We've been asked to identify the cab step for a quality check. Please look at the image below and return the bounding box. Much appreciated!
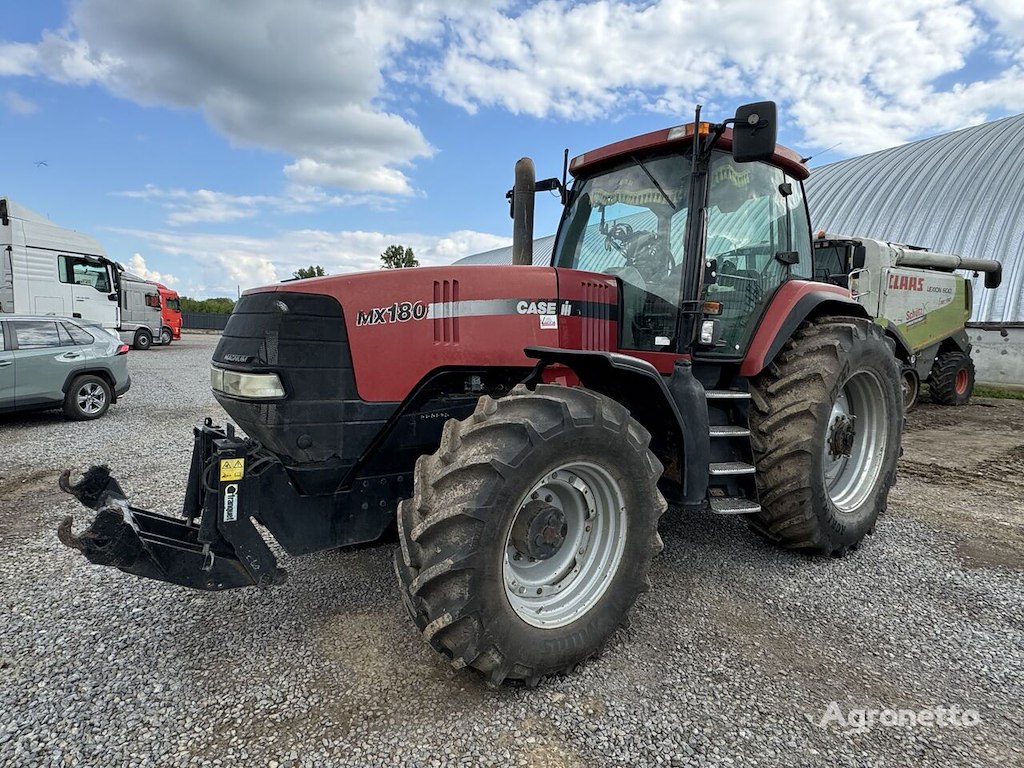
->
[709,461,756,476]
[709,424,751,438]
[709,497,761,515]
[705,389,751,400]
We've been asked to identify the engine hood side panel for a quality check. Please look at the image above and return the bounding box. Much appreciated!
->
[251,266,561,401]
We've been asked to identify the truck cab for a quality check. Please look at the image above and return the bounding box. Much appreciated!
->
[157,284,182,343]
[1,198,120,329]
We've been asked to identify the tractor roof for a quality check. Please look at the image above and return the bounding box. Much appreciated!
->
[569,123,809,181]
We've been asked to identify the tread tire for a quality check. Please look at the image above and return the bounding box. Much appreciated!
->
[134,328,153,351]
[748,317,902,556]
[395,384,666,686]
[928,351,975,406]
[63,374,112,421]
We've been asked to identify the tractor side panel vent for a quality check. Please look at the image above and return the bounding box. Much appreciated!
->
[582,281,611,351]
[433,279,460,345]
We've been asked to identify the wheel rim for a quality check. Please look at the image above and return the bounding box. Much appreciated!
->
[900,370,917,409]
[77,382,106,414]
[955,368,969,395]
[161,328,172,344]
[822,371,889,515]
[503,462,627,629]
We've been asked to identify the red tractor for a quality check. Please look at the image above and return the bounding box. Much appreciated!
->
[60,102,902,686]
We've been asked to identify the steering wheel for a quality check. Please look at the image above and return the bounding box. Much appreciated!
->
[626,232,674,282]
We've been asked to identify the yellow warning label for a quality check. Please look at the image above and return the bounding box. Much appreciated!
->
[219,458,245,482]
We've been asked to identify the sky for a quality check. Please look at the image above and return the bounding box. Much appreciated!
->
[1,0,1022,299]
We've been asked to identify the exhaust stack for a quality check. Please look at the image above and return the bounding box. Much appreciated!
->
[512,157,536,266]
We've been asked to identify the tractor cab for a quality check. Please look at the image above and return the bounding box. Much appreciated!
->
[551,107,813,358]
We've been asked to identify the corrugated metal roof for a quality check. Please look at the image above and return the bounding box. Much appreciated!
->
[458,114,1024,322]
[456,235,555,266]
[806,114,1024,323]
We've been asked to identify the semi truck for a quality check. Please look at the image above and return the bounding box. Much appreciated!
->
[0,197,164,349]
[157,283,182,345]
[812,234,1002,408]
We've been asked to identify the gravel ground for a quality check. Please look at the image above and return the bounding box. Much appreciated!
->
[1,334,1021,768]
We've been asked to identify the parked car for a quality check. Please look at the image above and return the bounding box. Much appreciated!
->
[0,315,131,420]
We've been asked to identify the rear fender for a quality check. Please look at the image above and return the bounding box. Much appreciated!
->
[740,283,870,377]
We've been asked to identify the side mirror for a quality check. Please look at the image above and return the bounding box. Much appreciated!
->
[108,293,118,301]
[732,101,777,163]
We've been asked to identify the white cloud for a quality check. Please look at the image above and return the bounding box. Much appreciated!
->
[2,89,37,115]
[109,226,512,297]
[976,0,1024,41]
[427,0,1024,155]
[4,0,1022,187]
[116,184,394,226]
[3,0,451,194]
[127,253,178,286]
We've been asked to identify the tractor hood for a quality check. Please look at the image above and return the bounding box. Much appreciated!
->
[230,265,564,402]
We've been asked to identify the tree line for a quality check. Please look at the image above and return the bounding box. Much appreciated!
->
[181,245,419,314]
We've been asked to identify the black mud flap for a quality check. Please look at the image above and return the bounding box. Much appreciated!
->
[57,421,287,591]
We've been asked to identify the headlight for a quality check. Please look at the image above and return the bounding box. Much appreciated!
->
[210,366,285,399]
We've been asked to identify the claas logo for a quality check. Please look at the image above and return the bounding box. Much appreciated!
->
[888,274,925,292]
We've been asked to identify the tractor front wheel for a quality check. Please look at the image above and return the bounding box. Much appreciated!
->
[395,384,666,686]
[748,317,902,556]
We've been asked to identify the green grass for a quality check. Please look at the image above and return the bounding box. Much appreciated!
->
[973,385,1024,401]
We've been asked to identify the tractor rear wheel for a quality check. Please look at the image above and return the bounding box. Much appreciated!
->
[748,317,902,556]
[928,350,975,405]
[395,384,666,686]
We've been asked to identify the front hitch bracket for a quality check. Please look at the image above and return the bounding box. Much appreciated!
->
[57,420,286,591]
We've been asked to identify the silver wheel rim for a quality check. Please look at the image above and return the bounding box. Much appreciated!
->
[823,371,889,515]
[161,329,172,344]
[503,462,627,629]
[77,382,106,414]
[901,371,916,409]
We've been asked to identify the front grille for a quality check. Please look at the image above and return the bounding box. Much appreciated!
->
[212,291,395,493]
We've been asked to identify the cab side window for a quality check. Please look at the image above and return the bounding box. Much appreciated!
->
[12,320,63,349]
[58,255,111,293]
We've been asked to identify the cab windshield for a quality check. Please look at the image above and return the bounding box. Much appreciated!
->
[553,153,690,351]
[552,149,811,355]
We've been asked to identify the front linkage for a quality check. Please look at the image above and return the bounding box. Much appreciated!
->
[58,418,286,590]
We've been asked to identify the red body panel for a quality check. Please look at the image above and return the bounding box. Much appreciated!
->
[250,266,572,402]
[740,281,852,376]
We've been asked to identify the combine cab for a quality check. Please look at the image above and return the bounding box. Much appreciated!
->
[61,102,906,685]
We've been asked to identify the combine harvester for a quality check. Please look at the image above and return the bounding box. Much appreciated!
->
[813,234,1001,409]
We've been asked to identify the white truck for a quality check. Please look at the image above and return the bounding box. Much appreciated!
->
[0,197,163,349]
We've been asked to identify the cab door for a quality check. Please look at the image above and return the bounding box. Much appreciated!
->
[59,255,118,326]
[0,322,14,411]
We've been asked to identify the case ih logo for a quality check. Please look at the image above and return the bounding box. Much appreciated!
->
[888,274,925,292]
